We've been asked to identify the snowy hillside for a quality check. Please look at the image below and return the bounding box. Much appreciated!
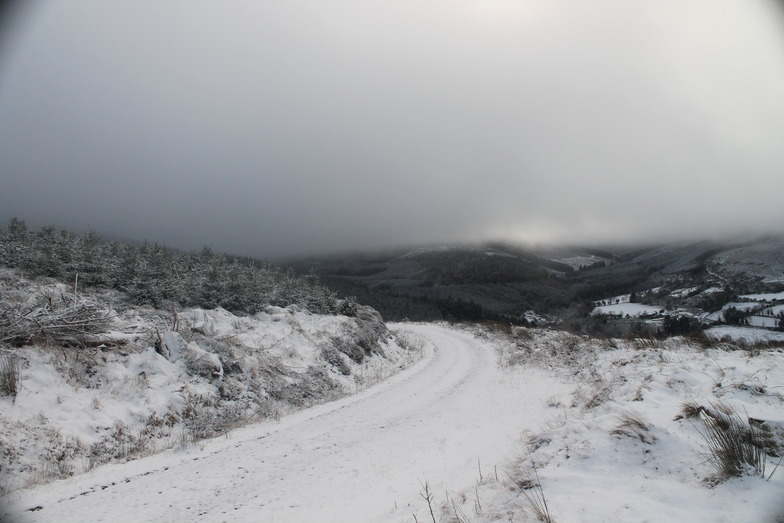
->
[434,324,784,523]
[0,270,422,496]
[2,323,782,522]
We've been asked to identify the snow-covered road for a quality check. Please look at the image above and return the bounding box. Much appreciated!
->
[3,324,566,523]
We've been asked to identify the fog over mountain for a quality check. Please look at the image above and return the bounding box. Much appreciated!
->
[2,1,784,258]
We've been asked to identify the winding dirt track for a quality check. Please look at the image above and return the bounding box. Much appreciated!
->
[4,324,561,523]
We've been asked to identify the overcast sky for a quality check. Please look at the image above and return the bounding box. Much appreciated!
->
[2,1,784,258]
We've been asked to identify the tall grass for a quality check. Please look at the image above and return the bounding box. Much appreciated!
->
[0,355,21,397]
[516,462,553,522]
[690,402,767,479]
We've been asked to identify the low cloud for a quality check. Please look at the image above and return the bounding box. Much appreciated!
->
[2,0,784,258]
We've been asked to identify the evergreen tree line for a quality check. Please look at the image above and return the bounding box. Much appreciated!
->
[0,218,355,316]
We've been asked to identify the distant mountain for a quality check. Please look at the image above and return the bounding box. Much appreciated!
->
[286,238,784,331]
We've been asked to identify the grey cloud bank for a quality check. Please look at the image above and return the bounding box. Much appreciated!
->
[2,0,784,258]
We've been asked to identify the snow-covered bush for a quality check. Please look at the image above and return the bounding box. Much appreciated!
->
[0,294,110,348]
[321,344,351,375]
[0,218,341,316]
[0,271,420,494]
[182,342,223,379]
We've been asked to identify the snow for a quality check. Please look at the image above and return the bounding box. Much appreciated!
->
[1,324,569,522]
[740,291,784,302]
[591,303,664,317]
[705,326,784,343]
[446,327,784,523]
[398,246,452,258]
[747,315,780,328]
[548,255,606,270]
[0,302,421,498]
[763,304,784,316]
[721,301,762,311]
[483,249,515,258]
[523,310,551,325]
[594,293,632,305]
[670,286,698,298]
[706,301,763,322]
[2,324,782,522]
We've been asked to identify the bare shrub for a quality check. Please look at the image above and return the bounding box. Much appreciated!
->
[394,330,425,353]
[331,335,365,364]
[443,492,472,523]
[505,345,530,367]
[87,422,154,466]
[687,331,714,350]
[477,320,513,336]
[43,431,85,480]
[632,336,662,350]
[600,338,620,350]
[266,366,342,408]
[418,480,438,523]
[0,354,21,396]
[0,295,110,348]
[343,306,388,361]
[188,311,215,336]
[512,327,534,341]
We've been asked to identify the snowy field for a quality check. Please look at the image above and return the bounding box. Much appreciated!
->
[740,292,784,302]
[764,305,784,316]
[705,301,764,322]
[705,326,784,343]
[748,315,780,328]
[669,286,698,298]
[548,254,607,270]
[591,302,664,317]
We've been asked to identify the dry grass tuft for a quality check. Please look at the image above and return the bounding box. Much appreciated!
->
[611,411,657,444]
[516,462,554,522]
[0,355,21,397]
[690,402,767,480]
[674,401,705,420]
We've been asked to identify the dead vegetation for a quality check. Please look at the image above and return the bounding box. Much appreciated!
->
[0,270,417,494]
[681,401,770,480]
[0,354,21,396]
[514,461,554,523]
[611,411,657,444]
[1,293,111,348]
